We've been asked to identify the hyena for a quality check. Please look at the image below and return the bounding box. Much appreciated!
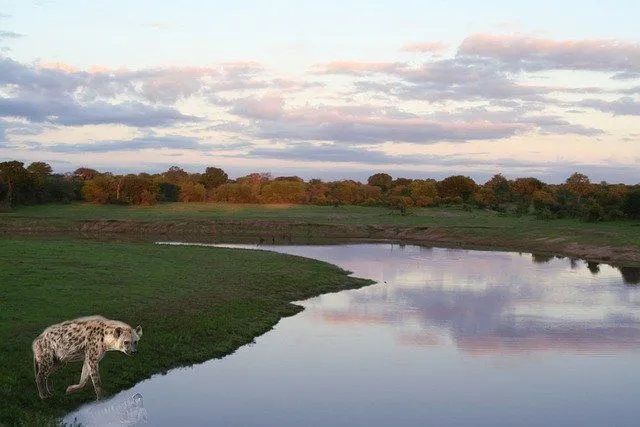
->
[32,316,143,400]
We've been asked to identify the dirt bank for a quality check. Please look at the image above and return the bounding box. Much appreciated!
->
[3,218,640,267]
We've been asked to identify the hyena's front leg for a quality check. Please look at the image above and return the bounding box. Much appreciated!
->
[88,360,103,400]
[66,361,90,395]
[35,359,55,399]
[45,361,62,396]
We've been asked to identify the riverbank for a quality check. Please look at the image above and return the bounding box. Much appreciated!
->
[2,203,640,267]
[0,238,372,425]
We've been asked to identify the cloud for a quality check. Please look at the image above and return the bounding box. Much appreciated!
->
[19,134,254,154]
[231,98,530,144]
[314,61,404,76]
[458,33,640,73]
[0,30,23,40]
[0,119,5,143]
[0,95,200,127]
[230,94,285,120]
[401,41,448,53]
[579,97,640,116]
[230,96,600,143]
[46,135,203,153]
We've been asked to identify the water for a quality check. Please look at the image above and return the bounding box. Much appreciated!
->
[65,244,640,427]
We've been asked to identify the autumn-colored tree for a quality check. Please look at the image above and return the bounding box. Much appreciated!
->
[211,183,253,203]
[367,173,393,192]
[331,180,360,204]
[308,179,331,204]
[261,180,308,203]
[565,172,592,203]
[409,179,438,207]
[484,174,511,203]
[236,172,272,203]
[201,167,228,190]
[357,184,382,204]
[178,182,206,203]
[119,175,157,205]
[438,175,477,201]
[82,174,116,204]
[472,187,498,208]
[511,177,545,199]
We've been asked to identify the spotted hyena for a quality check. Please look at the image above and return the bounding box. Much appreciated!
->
[32,315,143,400]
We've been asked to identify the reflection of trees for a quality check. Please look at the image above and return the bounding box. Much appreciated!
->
[532,253,554,264]
[587,262,600,275]
[619,267,640,285]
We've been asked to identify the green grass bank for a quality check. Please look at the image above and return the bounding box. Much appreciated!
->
[0,238,373,425]
[2,202,640,266]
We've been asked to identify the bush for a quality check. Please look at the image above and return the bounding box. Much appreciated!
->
[535,207,557,220]
[623,189,640,219]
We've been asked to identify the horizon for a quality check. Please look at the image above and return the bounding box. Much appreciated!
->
[1,1,639,184]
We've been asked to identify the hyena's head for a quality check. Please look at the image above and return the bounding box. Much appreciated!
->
[113,325,143,356]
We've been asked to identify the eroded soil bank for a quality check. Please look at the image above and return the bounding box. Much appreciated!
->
[3,218,640,267]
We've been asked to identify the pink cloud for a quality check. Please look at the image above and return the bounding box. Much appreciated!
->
[401,41,448,53]
[458,33,640,72]
[316,61,403,75]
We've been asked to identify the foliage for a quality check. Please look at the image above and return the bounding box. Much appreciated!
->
[2,159,638,224]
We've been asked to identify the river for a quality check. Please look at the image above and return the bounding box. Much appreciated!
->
[65,244,640,426]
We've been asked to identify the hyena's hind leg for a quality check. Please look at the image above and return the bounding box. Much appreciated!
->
[33,340,55,399]
[66,360,90,395]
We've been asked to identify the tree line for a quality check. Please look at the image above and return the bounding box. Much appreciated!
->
[1,160,639,222]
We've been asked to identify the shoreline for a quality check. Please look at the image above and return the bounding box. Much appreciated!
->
[3,217,640,267]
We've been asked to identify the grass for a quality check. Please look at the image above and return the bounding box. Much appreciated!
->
[0,237,373,425]
[3,202,640,248]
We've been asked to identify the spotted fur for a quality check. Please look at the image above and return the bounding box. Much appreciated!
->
[32,316,142,400]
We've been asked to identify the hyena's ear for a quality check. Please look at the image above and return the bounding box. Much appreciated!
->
[114,327,122,338]
[135,325,143,337]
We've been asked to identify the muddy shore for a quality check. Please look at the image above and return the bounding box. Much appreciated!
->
[3,218,640,267]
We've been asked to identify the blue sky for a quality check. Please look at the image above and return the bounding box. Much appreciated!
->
[1,0,639,182]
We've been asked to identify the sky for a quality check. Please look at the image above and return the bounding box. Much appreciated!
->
[0,0,639,183]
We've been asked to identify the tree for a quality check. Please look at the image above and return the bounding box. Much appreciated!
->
[622,189,640,219]
[409,180,438,207]
[74,167,100,181]
[0,161,28,206]
[82,174,116,204]
[119,175,157,205]
[178,182,206,203]
[308,179,331,205]
[331,180,360,204]
[261,180,308,203]
[438,175,477,202]
[201,167,228,190]
[163,166,189,184]
[27,162,53,176]
[511,177,544,198]
[485,174,511,203]
[367,173,393,191]
[565,172,591,203]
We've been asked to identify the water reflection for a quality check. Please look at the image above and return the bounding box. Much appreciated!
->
[620,267,640,285]
[66,244,640,427]
[240,244,640,356]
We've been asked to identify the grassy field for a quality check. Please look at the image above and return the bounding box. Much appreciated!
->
[0,237,372,425]
[3,202,640,248]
